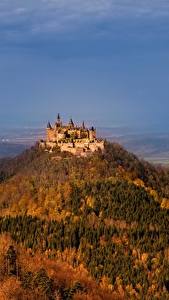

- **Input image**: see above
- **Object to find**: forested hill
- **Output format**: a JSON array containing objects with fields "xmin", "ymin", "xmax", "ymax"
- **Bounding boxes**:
[{"xmin": 0, "ymin": 142, "xmax": 168, "ymax": 299}]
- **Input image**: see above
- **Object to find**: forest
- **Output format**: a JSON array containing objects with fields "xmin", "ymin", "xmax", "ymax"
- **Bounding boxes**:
[{"xmin": 0, "ymin": 142, "xmax": 168, "ymax": 299}]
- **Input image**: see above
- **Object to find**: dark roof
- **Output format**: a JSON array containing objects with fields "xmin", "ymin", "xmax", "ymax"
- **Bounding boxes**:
[
  {"xmin": 82, "ymin": 121, "xmax": 85, "ymax": 129},
  {"xmin": 69, "ymin": 118, "xmax": 74, "ymax": 126},
  {"xmin": 47, "ymin": 122, "xmax": 52, "ymax": 129}
]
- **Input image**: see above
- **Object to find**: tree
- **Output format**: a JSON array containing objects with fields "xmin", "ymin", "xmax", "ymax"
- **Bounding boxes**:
[
  {"xmin": 33, "ymin": 268, "xmax": 54, "ymax": 299},
  {"xmin": 6, "ymin": 245, "xmax": 17, "ymax": 276}
]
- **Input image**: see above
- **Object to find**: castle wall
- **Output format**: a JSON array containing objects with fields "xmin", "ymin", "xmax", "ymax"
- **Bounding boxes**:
[
  {"xmin": 89, "ymin": 130, "xmax": 96, "ymax": 141},
  {"xmin": 57, "ymin": 132, "xmax": 66, "ymax": 141},
  {"xmin": 89, "ymin": 141, "xmax": 104, "ymax": 152},
  {"xmin": 46, "ymin": 129, "xmax": 56, "ymax": 142},
  {"xmin": 60, "ymin": 143, "xmax": 74, "ymax": 151}
]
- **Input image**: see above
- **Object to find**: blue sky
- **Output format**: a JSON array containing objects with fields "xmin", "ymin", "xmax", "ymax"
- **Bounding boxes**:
[{"xmin": 0, "ymin": 0, "xmax": 169, "ymax": 131}]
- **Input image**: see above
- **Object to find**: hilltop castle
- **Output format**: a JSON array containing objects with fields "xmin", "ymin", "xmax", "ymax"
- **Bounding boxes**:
[{"xmin": 40, "ymin": 114, "xmax": 104, "ymax": 156}]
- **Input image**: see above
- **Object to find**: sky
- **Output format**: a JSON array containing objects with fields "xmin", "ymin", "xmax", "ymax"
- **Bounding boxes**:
[{"xmin": 0, "ymin": 0, "xmax": 169, "ymax": 131}]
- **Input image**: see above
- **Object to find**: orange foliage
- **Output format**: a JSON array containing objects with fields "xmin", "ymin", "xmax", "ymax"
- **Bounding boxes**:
[{"xmin": 0, "ymin": 232, "xmax": 126, "ymax": 299}]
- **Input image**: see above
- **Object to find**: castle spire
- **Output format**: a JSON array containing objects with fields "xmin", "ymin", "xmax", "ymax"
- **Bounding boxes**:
[
  {"xmin": 69, "ymin": 118, "xmax": 74, "ymax": 128},
  {"xmin": 82, "ymin": 121, "xmax": 85, "ymax": 129},
  {"xmin": 55, "ymin": 113, "xmax": 62, "ymax": 127},
  {"xmin": 57, "ymin": 113, "xmax": 61, "ymax": 122},
  {"xmin": 47, "ymin": 121, "xmax": 52, "ymax": 129}
]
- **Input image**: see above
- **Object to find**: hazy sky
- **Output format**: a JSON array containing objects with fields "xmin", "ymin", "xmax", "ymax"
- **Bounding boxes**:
[{"xmin": 0, "ymin": 0, "xmax": 169, "ymax": 131}]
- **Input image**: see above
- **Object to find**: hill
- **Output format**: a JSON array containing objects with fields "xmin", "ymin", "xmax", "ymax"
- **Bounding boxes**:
[{"xmin": 0, "ymin": 142, "xmax": 168, "ymax": 299}]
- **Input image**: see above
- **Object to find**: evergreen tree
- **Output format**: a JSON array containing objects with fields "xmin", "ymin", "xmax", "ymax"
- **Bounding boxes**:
[{"xmin": 6, "ymin": 245, "xmax": 17, "ymax": 276}]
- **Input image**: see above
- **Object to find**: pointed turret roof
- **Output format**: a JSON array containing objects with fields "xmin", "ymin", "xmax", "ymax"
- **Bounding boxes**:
[
  {"xmin": 55, "ymin": 113, "xmax": 62, "ymax": 127},
  {"xmin": 82, "ymin": 121, "xmax": 85, "ymax": 129},
  {"xmin": 69, "ymin": 118, "xmax": 74, "ymax": 127},
  {"xmin": 47, "ymin": 121, "xmax": 52, "ymax": 129},
  {"xmin": 57, "ymin": 113, "xmax": 61, "ymax": 121}
]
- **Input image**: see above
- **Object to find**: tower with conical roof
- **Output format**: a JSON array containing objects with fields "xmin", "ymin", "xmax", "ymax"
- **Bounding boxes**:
[
  {"xmin": 82, "ymin": 121, "xmax": 85, "ymax": 129},
  {"xmin": 46, "ymin": 121, "xmax": 54, "ymax": 142},
  {"xmin": 68, "ymin": 118, "xmax": 74, "ymax": 128},
  {"xmin": 89, "ymin": 126, "xmax": 96, "ymax": 141},
  {"xmin": 57, "ymin": 113, "xmax": 60, "ymax": 122},
  {"xmin": 47, "ymin": 121, "xmax": 52, "ymax": 129},
  {"xmin": 55, "ymin": 113, "xmax": 62, "ymax": 127}
]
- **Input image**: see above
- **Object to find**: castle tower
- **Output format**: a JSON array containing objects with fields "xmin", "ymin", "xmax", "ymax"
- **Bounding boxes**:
[
  {"xmin": 55, "ymin": 113, "xmax": 62, "ymax": 128},
  {"xmin": 68, "ymin": 118, "xmax": 74, "ymax": 128},
  {"xmin": 82, "ymin": 121, "xmax": 85, "ymax": 129},
  {"xmin": 46, "ymin": 121, "xmax": 54, "ymax": 142},
  {"xmin": 89, "ymin": 126, "xmax": 96, "ymax": 141},
  {"xmin": 57, "ymin": 113, "xmax": 61, "ymax": 122},
  {"xmin": 47, "ymin": 121, "xmax": 52, "ymax": 129}
]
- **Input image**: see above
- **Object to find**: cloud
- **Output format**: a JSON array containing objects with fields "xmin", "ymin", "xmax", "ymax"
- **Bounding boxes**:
[{"xmin": 0, "ymin": 0, "xmax": 169, "ymax": 45}]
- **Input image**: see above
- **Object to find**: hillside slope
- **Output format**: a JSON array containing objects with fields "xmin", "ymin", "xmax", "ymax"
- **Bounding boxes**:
[{"xmin": 0, "ymin": 142, "xmax": 168, "ymax": 299}]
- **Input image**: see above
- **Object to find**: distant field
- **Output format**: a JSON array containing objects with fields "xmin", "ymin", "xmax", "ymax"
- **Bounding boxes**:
[
  {"xmin": 144, "ymin": 157, "xmax": 169, "ymax": 165},
  {"xmin": 0, "ymin": 127, "xmax": 44, "ymax": 158},
  {"xmin": 98, "ymin": 128, "xmax": 169, "ymax": 166},
  {"xmin": 0, "ymin": 143, "xmax": 28, "ymax": 158}
]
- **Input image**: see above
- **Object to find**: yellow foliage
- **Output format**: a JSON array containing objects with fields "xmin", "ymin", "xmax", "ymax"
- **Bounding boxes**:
[
  {"xmin": 161, "ymin": 198, "xmax": 169, "ymax": 209},
  {"xmin": 0, "ymin": 278, "xmax": 22, "ymax": 300},
  {"xmin": 126, "ymin": 284, "xmax": 138, "ymax": 298},
  {"xmin": 133, "ymin": 178, "xmax": 145, "ymax": 187},
  {"xmin": 164, "ymin": 247, "xmax": 169, "ymax": 261},
  {"xmin": 99, "ymin": 276, "xmax": 113, "ymax": 291},
  {"xmin": 148, "ymin": 188, "xmax": 159, "ymax": 202},
  {"xmin": 62, "ymin": 182, "xmax": 72, "ymax": 200},
  {"xmin": 86, "ymin": 196, "xmax": 95, "ymax": 208},
  {"xmin": 141, "ymin": 253, "xmax": 149, "ymax": 264}
]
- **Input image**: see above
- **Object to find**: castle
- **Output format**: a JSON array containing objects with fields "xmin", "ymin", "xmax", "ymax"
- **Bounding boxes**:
[{"xmin": 40, "ymin": 114, "xmax": 104, "ymax": 156}]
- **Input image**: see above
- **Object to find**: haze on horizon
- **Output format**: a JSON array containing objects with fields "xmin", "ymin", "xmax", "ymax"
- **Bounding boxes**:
[{"xmin": 0, "ymin": 0, "xmax": 169, "ymax": 132}]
